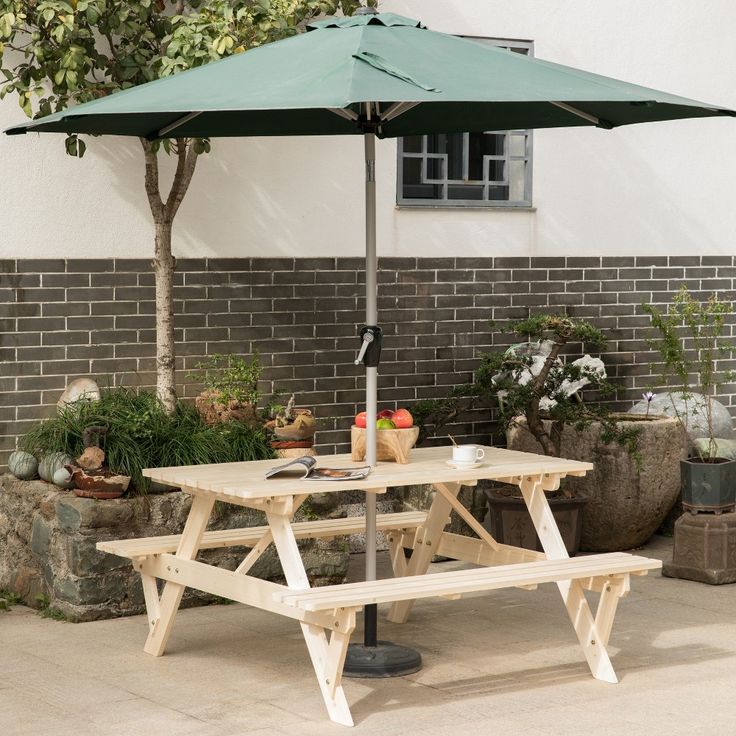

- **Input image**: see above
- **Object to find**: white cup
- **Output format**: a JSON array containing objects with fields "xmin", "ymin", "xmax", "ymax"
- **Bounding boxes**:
[{"xmin": 452, "ymin": 445, "xmax": 485, "ymax": 465}]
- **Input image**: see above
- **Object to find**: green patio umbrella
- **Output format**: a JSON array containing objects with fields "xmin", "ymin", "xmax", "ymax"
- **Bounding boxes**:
[{"xmin": 7, "ymin": 7, "xmax": 734, "ymax": 676}]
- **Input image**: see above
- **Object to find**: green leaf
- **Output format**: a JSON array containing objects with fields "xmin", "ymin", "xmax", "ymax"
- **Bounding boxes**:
[{"xmin": 64, "ymin": 135, "xmax": 78, "ymax": 156}]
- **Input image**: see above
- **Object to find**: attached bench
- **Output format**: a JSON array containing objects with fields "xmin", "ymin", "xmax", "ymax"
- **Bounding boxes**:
[
  {"xmin": 96, "ymin": 510, "xmax": 428, "ymax": 559},
  {"xmin": 274, "ymin": 551, "xmax": 661, "ymax": 613}
]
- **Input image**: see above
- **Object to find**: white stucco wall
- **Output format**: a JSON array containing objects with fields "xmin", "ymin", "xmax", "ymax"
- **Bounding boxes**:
[{"xmin": 1, "ymin": 0, "xmax": 734, "ymax": 259}]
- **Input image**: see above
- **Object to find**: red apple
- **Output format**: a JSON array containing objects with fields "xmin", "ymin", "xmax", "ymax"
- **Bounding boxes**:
[
  {"xmin": 354, "ymin": 411, "xmax": 367, "ymax": 428},
  {"xmin": 391, "ymin": 408, "xmax": 414, "ymax": 429},
  {"xmin": 377, "ymin": 409, "xmax": 394, "ymax": 420}
]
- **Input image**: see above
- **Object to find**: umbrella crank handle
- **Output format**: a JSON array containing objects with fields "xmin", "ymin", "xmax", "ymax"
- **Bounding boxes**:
[
  {"xmin": 354, "ymin": 332, "xmax": 374, "ymax": 365},
  {"xmin": 355, "ymin": 325, "xmax": 383, "ymax": 367}
]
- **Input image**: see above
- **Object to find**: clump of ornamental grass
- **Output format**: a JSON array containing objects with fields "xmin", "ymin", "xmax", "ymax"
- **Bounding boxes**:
[{"xmin": 21, "ymin": 387, "xmax": 275, "ymax": 494}]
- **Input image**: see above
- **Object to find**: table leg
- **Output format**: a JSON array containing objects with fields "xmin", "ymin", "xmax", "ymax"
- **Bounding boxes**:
[
  {"xmin": 386, "ymin": 481, "xmax": 458, "ymax": 624},
  {"xmin": 143, "ymin": 493, "xmax": 215, "ymax": 657},
  {"xmin": 518, "ymin": 475, "xmax": 618, "ymax": 684},
  {"xmin": 267, "ymin": 508, "xmax": 355, "ymax": 727}
]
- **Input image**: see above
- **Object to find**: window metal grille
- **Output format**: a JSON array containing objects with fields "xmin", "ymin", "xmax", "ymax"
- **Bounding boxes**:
[{"xmin": 397, "ymin": 38, "xmax": 534, "ymax": 208}]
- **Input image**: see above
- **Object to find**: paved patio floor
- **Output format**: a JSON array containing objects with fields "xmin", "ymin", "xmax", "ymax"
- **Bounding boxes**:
[{"xmin": 2, "ymin": 535, "xmax": 735, "ymax": 736}]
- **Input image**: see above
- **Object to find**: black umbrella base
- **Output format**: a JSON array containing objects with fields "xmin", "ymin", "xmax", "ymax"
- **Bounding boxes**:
[{"xmin": 343, "ymin": 641, "xmax": 422, "ymax": 678}]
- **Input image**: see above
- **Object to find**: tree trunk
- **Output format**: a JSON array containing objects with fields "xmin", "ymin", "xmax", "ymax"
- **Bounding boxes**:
[
  {"xmin": 154, "ymin": 218, "xmax": 177, "ymax": 414},
  {"xmin": 526, "ymin": 338, "xmax": 566, "ymax": 457},
  {"xmin": 140, "ymin": 137, "xmax": 199, "ymax": 414}
]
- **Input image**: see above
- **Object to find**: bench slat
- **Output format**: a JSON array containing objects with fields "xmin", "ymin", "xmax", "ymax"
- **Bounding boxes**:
[
  {"xmin": 96, "ymin": 510, "xmax": 428, "ymax": 558},
  {"xmin": 275, "ymin": 553, "xmax": 662, "ymax": 611}
]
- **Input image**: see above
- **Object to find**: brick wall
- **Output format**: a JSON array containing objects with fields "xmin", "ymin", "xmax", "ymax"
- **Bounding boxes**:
[{"xmin": 2, "ymin": 255, "xmax": 735, "ymax": 469}]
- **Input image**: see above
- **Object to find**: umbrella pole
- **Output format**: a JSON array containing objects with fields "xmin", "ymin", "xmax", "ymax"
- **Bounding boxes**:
[
  {"xmin": 364, "ymin": 129, "xmax": 379, "ymax": 648},
  {"xmin": 343, "ymin": 122, "xmax": 422, "ymax": 678}
]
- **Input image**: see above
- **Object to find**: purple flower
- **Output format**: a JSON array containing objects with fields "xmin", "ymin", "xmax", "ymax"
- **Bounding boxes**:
[{"xmin": 643, "ymin": 391, "xmax": 656, "ymax": 417}]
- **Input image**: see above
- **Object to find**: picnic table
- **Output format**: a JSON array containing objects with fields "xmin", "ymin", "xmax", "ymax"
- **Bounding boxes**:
[{"xmin": 97, "ymin": 445, "xmax": 661, "ymax": 727}]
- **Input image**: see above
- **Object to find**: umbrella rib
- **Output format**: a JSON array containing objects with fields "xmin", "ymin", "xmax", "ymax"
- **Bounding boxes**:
[
  {"xmin": 328, "ymin": 107, "xmax": 359, "ymax": 122},
  {"xmin": 380, "ymin": 101, "xmax": 420, "ymax": 122},
  {"xmin": 550, "ymin": 101, "xmax": 601, "ymax": 125},
  {"xmin": 158, "ymin": 111, "xmax": 203, "ymax": 137}
]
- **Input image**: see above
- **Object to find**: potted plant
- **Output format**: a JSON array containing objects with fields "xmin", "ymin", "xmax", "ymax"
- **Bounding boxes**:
[
  {"xmin": 413, "ymin": 315, "xmax": 685, "ymax": 553},
  {"xmin": 644, "ymin": 286, "xmax": 736, "ymax": 513},
  {"xmin": 263, "ymin": 393, "xmax": 317, "ymax": 457},
  {"xmin": 190, "ymin": 353, "xmax": 263, "ymax": 425}
]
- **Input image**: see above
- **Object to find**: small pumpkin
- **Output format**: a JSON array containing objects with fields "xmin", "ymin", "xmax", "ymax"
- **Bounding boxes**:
[
  {"xmin": 8, "ymin": 451, "xmax": 39, "ymax": 480},
  {"xmin": 52, "ymin": 466, "xmax": 74, "ymax": 489},
  {"xmin": 38, "ymin": 452, "xmax": 73, "ymax": 483}
]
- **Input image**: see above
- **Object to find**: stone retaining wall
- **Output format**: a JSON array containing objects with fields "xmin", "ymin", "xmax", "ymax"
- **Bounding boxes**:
[
  {"xmin": 0, "ymin": 475, "xmax": 351, "ymax": 621},
  {"xmin": 0, "ymin": 474, "xmax": 486, "ymax": 622}
]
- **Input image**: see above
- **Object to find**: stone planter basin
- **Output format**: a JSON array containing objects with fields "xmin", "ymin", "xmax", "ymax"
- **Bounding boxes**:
[{"xmin": 507, "ymin": 415, "xmax": 687, "ymax": 552}]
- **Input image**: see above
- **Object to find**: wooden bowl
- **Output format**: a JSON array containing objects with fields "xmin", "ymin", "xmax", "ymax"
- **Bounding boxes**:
[{"xmin": 351, "ymin": 425, "xmax": 420, "ymax": 464}]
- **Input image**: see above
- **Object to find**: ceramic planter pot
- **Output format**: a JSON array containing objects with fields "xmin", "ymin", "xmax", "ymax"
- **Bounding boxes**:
[
  {"xmin": 681, "ymin": 457, "xmax": 736, "ymax": 513},
  {"xmin": 483, "ymin": 493, "xmax": 587, "ymax": 556}
]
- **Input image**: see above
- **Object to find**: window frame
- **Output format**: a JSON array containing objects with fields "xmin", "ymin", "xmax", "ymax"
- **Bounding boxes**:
[{"xmin": 396, "ymin": 36, "xmax": 534, "ymax": 209}]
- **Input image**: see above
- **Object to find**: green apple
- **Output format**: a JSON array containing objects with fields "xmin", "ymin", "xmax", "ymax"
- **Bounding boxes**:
[{"xmin": 376, "ymin": 418, "xmax": 396, "ymax": 430}]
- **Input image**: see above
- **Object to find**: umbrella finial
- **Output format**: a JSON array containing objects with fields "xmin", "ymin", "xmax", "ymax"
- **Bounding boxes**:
[{"xmin": 353, "ymin": 6, "xmax": 379, "ymax": 15}]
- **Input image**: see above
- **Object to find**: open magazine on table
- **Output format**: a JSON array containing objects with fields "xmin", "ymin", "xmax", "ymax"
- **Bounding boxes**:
[{"xmin": 264, "ymin": 455, "xmax": 371, "ymax": 481}]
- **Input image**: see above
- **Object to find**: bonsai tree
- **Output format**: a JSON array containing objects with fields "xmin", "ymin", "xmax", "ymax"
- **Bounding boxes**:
[
  {"xmin": 413, "ymin": 314, "xmax": 640, "ymax": 460},
  {"xmin": 644, "ymin": 285, "xmax": 736, "ymax": 460},
  {"xmin": 0, "ymin": 0, "xmax": 370, "ymax": 413}
]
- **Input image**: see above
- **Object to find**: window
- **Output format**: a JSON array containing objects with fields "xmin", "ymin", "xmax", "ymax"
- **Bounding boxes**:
[{"xmin": 397, "ymin": 38, "xmax": 533, "ymax": 208}]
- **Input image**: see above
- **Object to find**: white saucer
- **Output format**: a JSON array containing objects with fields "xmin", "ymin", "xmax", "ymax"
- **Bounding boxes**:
[{"xmin": 445, "ymin": 459, "xmax": 482, "ymax": 470}]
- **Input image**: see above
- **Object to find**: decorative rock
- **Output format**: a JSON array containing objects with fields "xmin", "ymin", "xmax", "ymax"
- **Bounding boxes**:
[
  {"xmin": 57, "ymin": 377, "xmax": 100, "ymax": 410},
  {"xmin": 629, "ymin": 392, "xmax": 733, "ymax": 442},
  {"xmin": 508, "ymin": 415, "xmax": 687, "ymax": 551},
  {"xmin": 55, "ymin": 495, "xmax": 134, "ymax": 531},
  {"xmin": 52, "ymin": 466, "xmax": 74, "ymax": 489},
  {"xmin": 307, "ymin": 492, "xmax": 341, "ymax": 515},
  {"xmin": 692, "ymin": 437, "xmax": 736, "ymax": 460},
  {"xmin": 30, "ymin": 516, "xmax": 52, "ymax": 556},
  {"xmin": 8, "ymin": 451, "xmax": 39, "ymax": 480},
  {"xmin": 38, "ymin": 453, "xmax": 73, "ymax": 483},
  {"xmin": 76, "ymin": 446, "xmax": 105, "ymax": 471}
]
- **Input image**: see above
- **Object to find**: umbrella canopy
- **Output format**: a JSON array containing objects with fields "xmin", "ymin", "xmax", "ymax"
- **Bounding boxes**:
[{"xmin": 6, "ymin": 12, "xmax": 734, "ymax": 140}]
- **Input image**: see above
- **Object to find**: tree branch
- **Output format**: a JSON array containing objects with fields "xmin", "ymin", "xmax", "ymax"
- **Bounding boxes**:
[
  {"xmin": 526, "ymin": 338, "xmax": 567, "ymax": 457},
  {"xmin": 164, "ymin": 138, "xmax": 198, "ymax": 221},
  {"xmin": 140, "ymin": 138, "xmax": 165, "ymax": 222}
]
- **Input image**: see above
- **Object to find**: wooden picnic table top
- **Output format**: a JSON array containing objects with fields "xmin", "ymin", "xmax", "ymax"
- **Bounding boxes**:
[{"xmin": 143, "ymin": 445, "xmax": 592, "ymax": 500}]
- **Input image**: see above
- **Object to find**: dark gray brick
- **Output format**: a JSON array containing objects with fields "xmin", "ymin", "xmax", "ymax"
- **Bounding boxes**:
[
  {"xmin": 635, "ymin": 257, "xmax": 668, "ymax": 266},
  {"xmin": 529, "ymin": 257, "xmax": 565, "ymax": 268},
  {"xmin": 16, "ymin": 259, "xmax": 65, "ymax": 273},
  {"xmin": 567, "ymin": 257, "xmax": 601, "ymax": 267},
  {"xmin": 66, "ymin": 259, "xmax": 113, "ymax": 272},
  {"xmin": 668, "ymin": 256, "xmax": 701, "ymax": 266}
]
